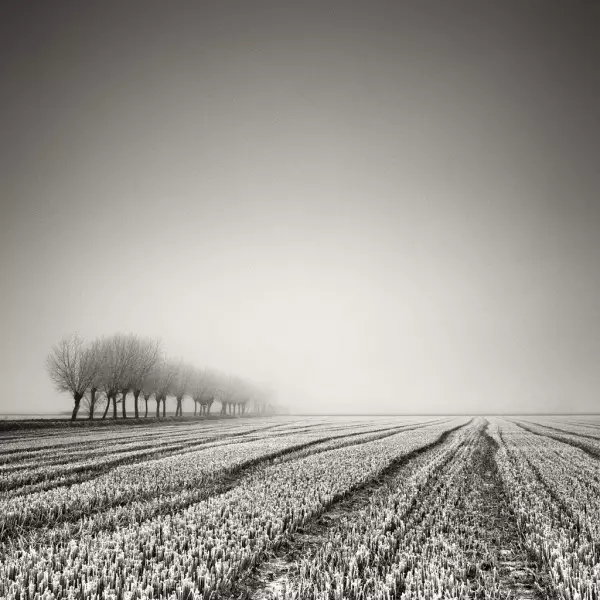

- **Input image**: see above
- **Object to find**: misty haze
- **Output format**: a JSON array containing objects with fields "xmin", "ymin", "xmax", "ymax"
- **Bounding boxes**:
[{"xmin": 1, "ymin": 1, "xmax": 599, "ymax": 599}]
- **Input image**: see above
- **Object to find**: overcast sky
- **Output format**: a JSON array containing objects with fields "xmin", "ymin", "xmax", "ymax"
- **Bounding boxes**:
[{"xmin": 1, "ymin": 1, "xmax": 599, "ymax": 415}]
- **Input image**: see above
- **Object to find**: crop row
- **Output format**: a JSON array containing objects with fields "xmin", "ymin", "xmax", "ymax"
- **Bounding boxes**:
[
  {"xmin": 269, "ymin": 419, "xmax": 515, "ymax": 600},
  {"xmin": 0, "ymin": 420, "xmax": 280, "ymax": 462},
  {"xmin": 0, "ymin": 421, "xmax": 435, "ymax": 543},
  {"xmin": 0, "ymin": 415, "xmax": 350, "ymax": 459},
  {"xmin": 506, "ymin": 421, "xmax": 600, "ymax": 525},
  {"xmin": 0, "ymin": 419, "xmax": 465, "ymax": 599},
  {"xmin": 514, "ymin": 419, "xmax": 600, "ymax": 459},
  {"xmin": 489, "ymin": 418, "xmax": 600, "ymax": 600},
  {"xmin": 1, "ymin": 419, "xmax": 404, "ymax": 495},
  {"xmin": 0, "ymin": 418, "xmax": 400, "ymax": 467},
  {"xmin": 2, "ymin": 422, "xmax": 441, "ymax": 554},
  {"xmin": 0, "ymin": 426, "xmax": 260, "ymax": 476},
  {"xmin": 526, "ymin": 416, "xmax": 600, "ymax": 436},
  {"xmin": 0, "ymin": 417, "xmax": 347, "ymax": 462}
]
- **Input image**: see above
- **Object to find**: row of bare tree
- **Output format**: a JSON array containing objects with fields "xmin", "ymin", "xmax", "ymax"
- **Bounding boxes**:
[{"xmin": 46, "ymin": 334, "xmax": 275, "ymax": 421}]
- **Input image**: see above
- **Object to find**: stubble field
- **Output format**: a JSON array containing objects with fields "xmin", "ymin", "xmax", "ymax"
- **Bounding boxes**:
[{"xmin": 0, "ymin": 414, "xmax": 599, "ymax": 599}]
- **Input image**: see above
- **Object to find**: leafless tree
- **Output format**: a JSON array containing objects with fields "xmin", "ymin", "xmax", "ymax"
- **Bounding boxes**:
[
  {"xmin": 143, "ymin": 365, "xmax": 160, "ymax": 418},
  {"xmin": 83, "ymin": 345, "xmax": 106, "ymax": 420},
  {"xmin": 233, "ymin": 378, "xmax": 257, "ymax": 415},
  {"xmin": 249, "ymin": 382, "xmax": 275, "ymax": 414},
  {"xmin": 124, "ymin": 336, "xmax": 162, "ymax": 418},
  {"xmin": 100, "ymin": 389, "xmax": 111, "ymax": 420},
  {"xmin": 97, "ymin": 334, "xmax": 136, "ymax": 419},
  {"xmin": 47, "ymin": 332, "xmax": 274, "ymax": 421},
  {"xmin": 81, "ymin": 387, "xmax": 103, "ymax": 419},
  {"xmin": 172, "ymin": 361, "xmax": 194, "ymax": 417},
  {"xmin": 87, "ymin": 390, "xmax": 108, "ymax": 419},
  {"xmin": 191, "ymin": 367, "xmax": 217, "ymax": 416},
  {"xmin": 117, "ymin": 336, "xmax": 138, "ymax": 419},
  {"xmin": 150, "ymin": 360, "xmax": 177, "ymax": 418},
  {"xmin": 218, "ymin": 374, "xmax": 247, "ymax": 416},
  {"xmin": 46, "ymin": 335, "xmax": 102, "ymax": 420},
  {"xmin": 237, "ymin": 379, "xmax": 257, "ymax": 415}
]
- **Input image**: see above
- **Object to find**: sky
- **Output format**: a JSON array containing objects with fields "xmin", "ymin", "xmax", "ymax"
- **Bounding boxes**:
[{"xmin": 1, "ymin": 1, "xmax": 599, "ymax": 415}]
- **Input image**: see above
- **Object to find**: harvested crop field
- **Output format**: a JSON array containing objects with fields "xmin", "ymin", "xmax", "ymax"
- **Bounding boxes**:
[{"xmin": 1, "ymin": 415, "xmax": 599, "ymax": 599}]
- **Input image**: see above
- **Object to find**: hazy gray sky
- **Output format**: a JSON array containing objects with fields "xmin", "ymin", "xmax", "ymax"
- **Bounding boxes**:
[{"xmin": 1, "ymin": 1, "xmax": 599, "ymax": 414}]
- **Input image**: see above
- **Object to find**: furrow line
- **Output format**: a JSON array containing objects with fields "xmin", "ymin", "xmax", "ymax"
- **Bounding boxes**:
[
  {"xmin": 509, "ymin": 419, "xmax": 600, "ymax": 460},
  {"xmin": 0, "ymin": 421, "xmax": 435, "ymax": 547}
]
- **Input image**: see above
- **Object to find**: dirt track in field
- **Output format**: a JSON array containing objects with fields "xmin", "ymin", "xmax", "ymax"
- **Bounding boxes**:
[{"xmin": 476, "ymin": 426, "xmax": 550, "ymax": 600}]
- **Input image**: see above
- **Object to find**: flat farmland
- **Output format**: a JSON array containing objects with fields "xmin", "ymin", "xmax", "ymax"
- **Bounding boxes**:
[{"xmin": 1, "ymin": 415, "xmax": 599, "ymax": 599}]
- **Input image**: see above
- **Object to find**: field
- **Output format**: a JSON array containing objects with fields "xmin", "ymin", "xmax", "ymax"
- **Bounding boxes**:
[{"xmin": 0, "ymin": 415, "xmax": 599, "ymax": 599}]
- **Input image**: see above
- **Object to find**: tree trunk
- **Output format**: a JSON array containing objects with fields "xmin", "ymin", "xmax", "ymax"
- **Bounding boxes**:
[
  {"xmin": 144, "ymin": 394, "xmax": 149, "ymax": 418},
  {"xmin": 207, "ymin": 400, "xmax": 213, "ymax": 415},
  {"xmin": 89, "ymin": 387, "xmax": 98, "ymax": 419},
  {"xmin": 121, "ymin": 390, "xmax": 128, "ymax": 418},
  {"xmin": 112, "ymin": 395, "xmax": 118, "ymax": 419},
  {"xmin": 162, "ymin": 397, "xmax": 166, "ymax": 418},
  {"xmin": 71, "ymin": 393, "xmax": 83, "ymax": 421},
  {"xmin": 156, "ymin": 396, "xmax": 161, "ymax": 418},
  {"xmin": 134, "ymin": 390, "xmax": 140, "ymax": 419},
  {"xmin": 176, "ymin": 396, "xmax": 182, "ymax": 417},
  {"xmin": 102, "ymin": 395, "xmax": 111, "ymax": 420},
  {"xmin": 194, "ymin": 401, "xmax": 197, "ymax": 417}
]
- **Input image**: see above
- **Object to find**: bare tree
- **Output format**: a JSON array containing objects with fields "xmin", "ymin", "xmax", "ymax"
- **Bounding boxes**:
[
  {"xmin": 125, "ymin": 336, "xmax": 162, "ymax": 419},
  {"xmin": 143, "ymin": 364, "xmax": 161, "ymax": 419},
  {"xmin": 172, "ymin": 361, "xmax": 194, "ymax": 417},
  {"xmin": 218, "ymin": 374, "xmax": 246, "ymax": 416},
  {"xmin": 86, "ymin": 390, "xmax": 107, "ymax": 419},
  {"xmin": 81, "ymin": 387, "xmax": 103, "ymax": 419},
  {"xmin": 143, "ymin": 389, "xmax": 154, "ymax": 418},
  {"xmin": 118, "ymin": 336, "xmax": 138, "ymax": 419},
  {"xmin": 97, "ymin": 334, "xmax": 136, "ymax": 419},
  {"xmin": 84, "ymin": 343, "xmax": 105, "ymax": 420},
  {"xmin": 151, "ymin": 360, "xmax": 177, "ymax": 418},
  {"xmin": 47, "ymin": 332, "xmax": 272, "ymax": 422},
  {"xmin": 249, "ymin": 382, "xmax": 275, "ymax": 414},
  {"xmin": 100, "ymin": 389, "xmax": 111, "ymax": 420},
  {"xmin": 191, "ymin": 367, "xmax": 217, "ymax": 416},
  {"xmin": 237, "ymin": 379, "xmax": 257, "ymax": 416},
  {"xmin": 233, "ymin": 378, "xmax": 256, "ymax": 415},
  {"xmin": 46, "ymin": 334, "xmax": 102, "ymax": 420}
]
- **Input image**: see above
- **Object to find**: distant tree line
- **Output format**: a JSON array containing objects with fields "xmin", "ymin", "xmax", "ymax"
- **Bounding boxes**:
[{"xmin": 46, "ymin": 333, "xmax": 277, "ymax": 421}]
